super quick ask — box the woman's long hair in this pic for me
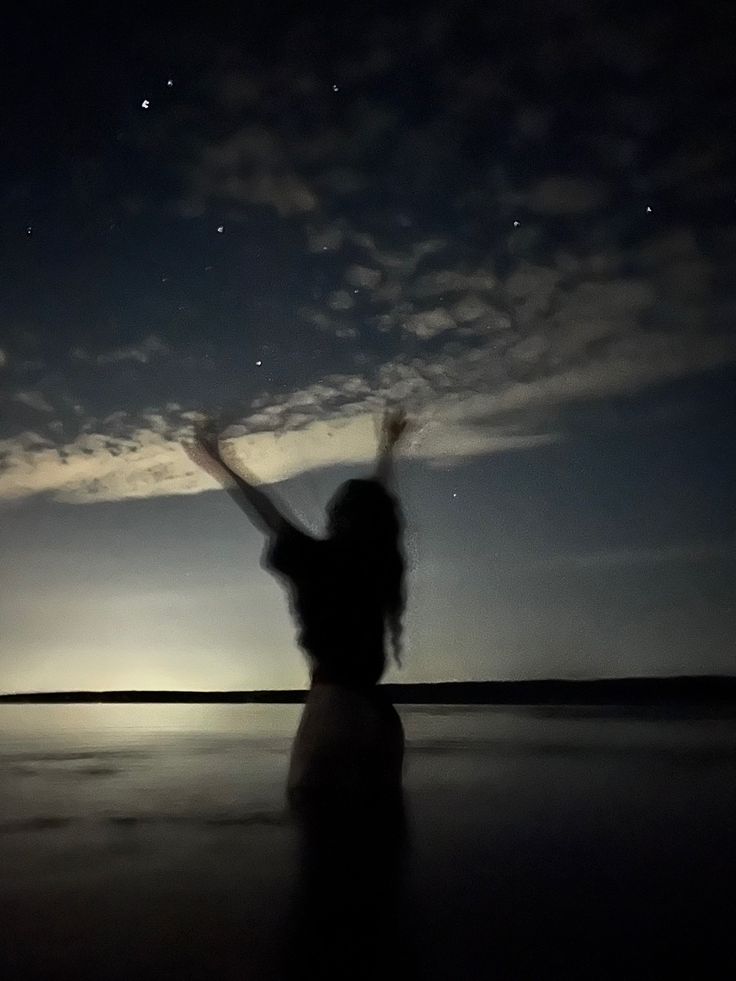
[326,478,407,668]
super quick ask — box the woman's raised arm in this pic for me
[183,422,292,537]
[373,406,412,488]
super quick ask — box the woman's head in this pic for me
[326,479,407,668]
[326,479,394,539]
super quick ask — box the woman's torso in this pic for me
[267,528,388,686]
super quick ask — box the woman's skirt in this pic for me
[282,683,411,978]
[286,681,405,814]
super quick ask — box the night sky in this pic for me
[1,1,734,692]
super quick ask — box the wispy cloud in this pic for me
[180,127,318,219]
[514,176,610,215]
[0,380,562,504]
[403,308,457,339]
[71,334,169,366]
[3,257,733,506]
[13,391,54,413]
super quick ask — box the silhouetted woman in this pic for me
[184,408,415,978]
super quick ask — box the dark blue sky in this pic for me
[0,0,734,691]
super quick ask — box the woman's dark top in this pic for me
[264,522,387,689]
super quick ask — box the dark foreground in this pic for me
[1,703,734,979]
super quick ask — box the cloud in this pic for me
[345,265,382,289]
[298,200,732,425]
[4,430,56,452]
[504,263,560,326]
[326,290,355,311]
[451,295,497,322]
[370,280,404,306]
[71,334,168,366]
[0,369,564,505]
[298,307,333,331]
[348,232,447,277]
[2,273,735,506]
[0,426,192,504]
[520,177,610,214]
[295,100,400,164]
[306,224,345,253]
[403,308,457,340]
[182,127,318,218]
[0,349,7,368]
[546,278,657,360]
[412,269,497,297]
[317,168,368,196]
[13,391,54,413]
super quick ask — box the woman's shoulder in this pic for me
[263,520,324,577]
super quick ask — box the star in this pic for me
[332,84,339,92]
[141,99,150,109]
[217,226,224,233]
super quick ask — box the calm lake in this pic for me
[1,703,734,979]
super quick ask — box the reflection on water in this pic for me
[1,704,735,979]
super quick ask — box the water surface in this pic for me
[1,704,734,979]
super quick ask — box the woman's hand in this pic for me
[183,419,232,482]
[192,418,223,458]
[381,406,411,448]
[183,416,288,535]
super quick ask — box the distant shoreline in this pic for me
[1,676,735,705]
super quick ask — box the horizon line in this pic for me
[1,675,735,704]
